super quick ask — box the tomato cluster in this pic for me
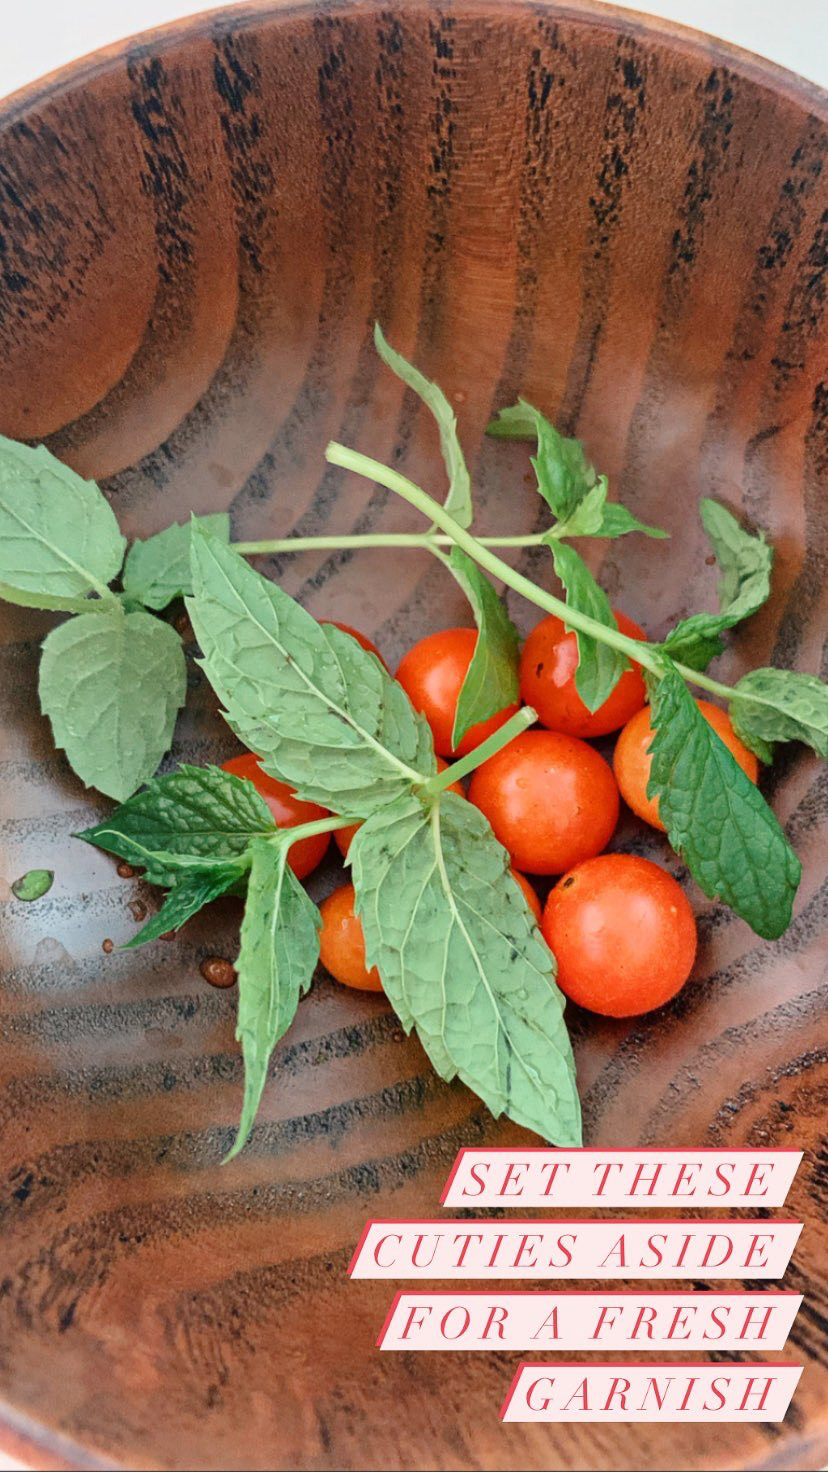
[224,611,758,1020]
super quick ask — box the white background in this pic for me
[0,0,824,1468]
[1,0,828,98]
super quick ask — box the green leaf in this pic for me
[226,836,320,1161]
[122,512,231,611]
[547,540,628,713]
[124,862,247,947]
[729,668,828,762]
[187,529,435,814]
[38,610,186,801]
[447,548,520,748]
[351,793,581,1146]
[595,501,668,540]
[550,478,667,541]
[487,400,596,522]
[661,499,773,670]
[374,323,472,530]
[77,763,276,880]
[11,868,54,902]
[0,435,125,605]
[647,668,801,939]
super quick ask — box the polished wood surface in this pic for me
[0,2,826,1467]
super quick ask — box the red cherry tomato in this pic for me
[542,853,697,1017]
[520,610,647,738]
[468,730,619,875]
[318,882,383,991]
[512,870,542,923]
[614,698,760,831]
[334,758,465,858]
[396,627,521,758]
[321,620,388,669]
[221,754,330,879]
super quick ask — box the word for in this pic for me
[441,1149,802,1208]
[500,1363,802,1422]
[349,1220,802,1279]
[377,1292,802,1351]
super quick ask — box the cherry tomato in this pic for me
[520,610,647,738]
[512,869,542,923]
[318,882,383,992]
[222,754,330,879]
[613,698,760,831]
[542,853,697,1017]
[334,758,465,858]
[321,620,388,669]
[468,730,619,875]
[396,627,521,758]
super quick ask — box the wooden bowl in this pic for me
[1,2,825,1468]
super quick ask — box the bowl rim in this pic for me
[0,0,826,127]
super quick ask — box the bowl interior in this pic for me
[0,3,826,1469]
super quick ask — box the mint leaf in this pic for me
[547,541,628,713]
[122,512,231,611]
[0,436,125,606]
[487,401,596,521]
[124,862,247,947]
[38,610,186,801]
[78,764,275,879]
[226,836,320,1161]
[729,668,828,762]
[447,548,520,748]
[11,868,54,902]
[647,669,801,939]
[374,323,472,529]
[661,499,773,670]
[550,477,666,541]
[351,793,581,1146]
[596,501,668,540]
[187,530,435,814]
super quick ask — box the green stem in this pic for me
[419,706,538,798]
[274,814,360,847]
[234,532,545,555]
[325,442,737,703]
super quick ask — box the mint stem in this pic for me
[233,532,545,555]
[419,706,538,798]
[325,442,737,705]
[275,813,361,847]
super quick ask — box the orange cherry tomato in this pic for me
[613,698,760,831]
[318,882,383,992]
[396,627,521,758]
[321,620,388,669]
[520,610,648,738]
[512,869,542,923]
[221,754,330,879]
[468,729,619,875]
[334,758,465,858]
[542,853,697,1017]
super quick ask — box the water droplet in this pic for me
[200,956,237,989]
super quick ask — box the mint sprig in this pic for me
[446,547,520,748]
[227,835,321,1161]
[661,499,773,670]
[39,609,186,802]
[351,792,581,1146]
[646,666,801,939]
[187,529,436,813]
[122,512,231,611]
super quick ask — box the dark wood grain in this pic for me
[0,2,826,1468]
